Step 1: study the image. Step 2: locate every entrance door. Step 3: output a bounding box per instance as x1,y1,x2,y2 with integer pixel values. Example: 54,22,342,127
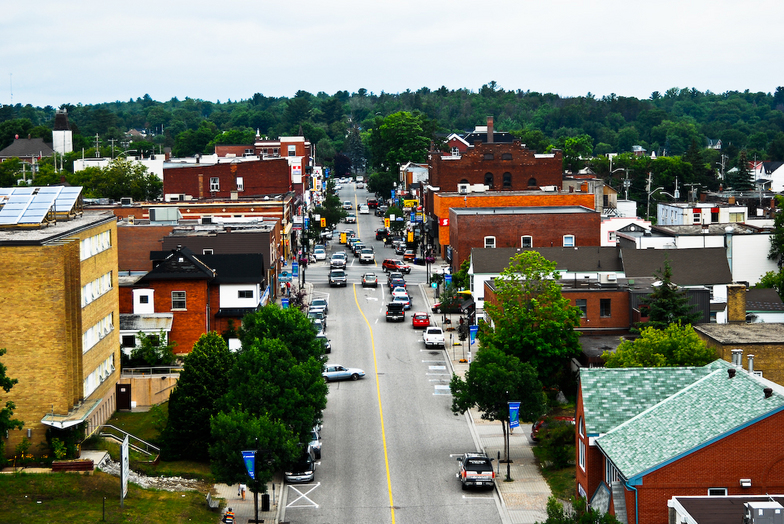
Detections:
116,383,132,410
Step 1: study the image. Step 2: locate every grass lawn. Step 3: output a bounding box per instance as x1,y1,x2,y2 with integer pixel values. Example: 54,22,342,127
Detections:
539,464,576,501
0,471,219,524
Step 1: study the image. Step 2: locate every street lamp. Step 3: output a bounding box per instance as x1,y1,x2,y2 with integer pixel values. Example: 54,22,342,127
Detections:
610,168,630,200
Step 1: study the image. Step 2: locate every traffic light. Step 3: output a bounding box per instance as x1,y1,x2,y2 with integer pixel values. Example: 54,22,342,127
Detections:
320,217,327,228
384,218,390,228
407,231,414,243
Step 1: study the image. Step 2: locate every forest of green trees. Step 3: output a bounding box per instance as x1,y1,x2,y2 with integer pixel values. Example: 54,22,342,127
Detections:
2,83,784,207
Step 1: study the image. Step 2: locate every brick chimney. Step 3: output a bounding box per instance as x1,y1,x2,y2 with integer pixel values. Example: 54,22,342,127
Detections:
726,283,747,324
487,116,494,144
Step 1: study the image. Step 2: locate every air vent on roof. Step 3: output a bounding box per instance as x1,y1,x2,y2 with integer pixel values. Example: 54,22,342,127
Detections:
458,184,469,194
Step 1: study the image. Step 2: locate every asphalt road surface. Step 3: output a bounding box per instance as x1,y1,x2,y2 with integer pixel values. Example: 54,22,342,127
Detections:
281,183,502,524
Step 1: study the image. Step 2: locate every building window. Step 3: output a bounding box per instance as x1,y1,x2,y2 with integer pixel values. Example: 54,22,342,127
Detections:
237,177,244,191
502,153,512,160
708,488,728,496
579,439,586,471
451,146,460,156
121,335,136,348
484,153,494,160
81,271,113,307
210,177,220,191
563,235,575,247
139,295,149,304
172,291,186,310
288,145,296,157
576,299,587,317
609,231,617,243
244,148,253,155
83,313,114,354
238,290,254,299
528,177,537,187
711,210,719,222
693,211,701,224
605,459,620,485
484,236,496,249
600,298,611,317
484,173,494,188
521,235,532,248
203,248,214,255
80,230,112,261
729,212,744,222
503,172,512,188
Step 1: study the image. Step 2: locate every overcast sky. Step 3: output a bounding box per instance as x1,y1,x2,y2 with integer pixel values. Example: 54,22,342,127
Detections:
3,0,782,108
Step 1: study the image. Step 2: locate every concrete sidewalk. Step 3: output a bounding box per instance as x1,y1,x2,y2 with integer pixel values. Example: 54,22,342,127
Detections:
212,478,282,524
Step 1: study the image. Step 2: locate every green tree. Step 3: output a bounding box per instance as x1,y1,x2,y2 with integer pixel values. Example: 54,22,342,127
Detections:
451,259,470,290
480,251,582,385
172,120,218,157
122,330,177,368
367,171,396,198
450,345,546,461
537,497,619,524
238,305,326,364
92,158,162,201
0,348,24,461
0,158,23,186
557,134,593,172
768,195,784,268
726,150,754,190
384,205,406,234
533,420,575,469
636,258,702,331
755,270,784,301
161,333,234,460
369,111,432,173
603,323,716,368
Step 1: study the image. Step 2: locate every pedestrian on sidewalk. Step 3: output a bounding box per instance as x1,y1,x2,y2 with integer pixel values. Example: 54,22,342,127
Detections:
239,483,246,501
222,507,235,523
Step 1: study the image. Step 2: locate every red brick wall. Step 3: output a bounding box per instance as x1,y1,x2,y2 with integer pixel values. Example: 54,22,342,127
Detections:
432,192,594,251
215,145,251,157
575,384,606,501
119,286,134,314
429,141,562,192
563,289,631,331
163,158,291,198
144,279,209,354
117,224,173,272
448,208,600,268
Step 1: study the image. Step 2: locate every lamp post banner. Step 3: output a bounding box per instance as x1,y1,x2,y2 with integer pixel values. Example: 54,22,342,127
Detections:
469,325,478,346
509,402,521,430
242,450,257,480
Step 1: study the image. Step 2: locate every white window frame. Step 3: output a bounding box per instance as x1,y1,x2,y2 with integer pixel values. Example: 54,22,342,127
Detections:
83,313,114,353
693,211,702,224
237,176,244,192
238,289,254,299
484,236,496,249
563,235,575,247
451,146,460,156
288,145,296,157
605,459,620,485
576,299,587,317
210,177,220,191
172,291,186,310
579,439,586,471
203,248,214,255
521,235,533,248
608,231,617,243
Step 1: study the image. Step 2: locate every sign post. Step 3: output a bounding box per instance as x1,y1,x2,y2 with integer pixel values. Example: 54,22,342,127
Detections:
120,435,129,508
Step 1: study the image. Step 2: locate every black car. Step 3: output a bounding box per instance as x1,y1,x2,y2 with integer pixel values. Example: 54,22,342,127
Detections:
386,302,406,322
376,228,389,241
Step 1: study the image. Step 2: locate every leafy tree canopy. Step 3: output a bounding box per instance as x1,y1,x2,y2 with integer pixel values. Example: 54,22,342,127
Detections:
480,251,582,385
238,304,326,364
636,258,702,331
0,348,24,461
602,323,716,368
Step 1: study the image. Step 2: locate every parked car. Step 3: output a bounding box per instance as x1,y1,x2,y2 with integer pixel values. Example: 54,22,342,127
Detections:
285,448,315,483
423,326,445,348
311,318,325,335
403,249,416,261
342,200,353,210
530,416,576,442
313,247,327,261
322,364,365,382
315,332,331,354
395,243,406,255
456,452,494,490
362,272,379,287
382,259,411,273
329,269,347,287
392,295,411,310
310,298,329,314
412,312,430,328
385,302,406,322
307,310,327,331
309,428,322,459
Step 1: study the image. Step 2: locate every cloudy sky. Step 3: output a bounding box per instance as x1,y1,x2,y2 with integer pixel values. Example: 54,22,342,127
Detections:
2,0,782,108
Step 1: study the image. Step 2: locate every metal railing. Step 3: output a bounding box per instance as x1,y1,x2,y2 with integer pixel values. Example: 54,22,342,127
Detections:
120,366,183,378
99,424,160,463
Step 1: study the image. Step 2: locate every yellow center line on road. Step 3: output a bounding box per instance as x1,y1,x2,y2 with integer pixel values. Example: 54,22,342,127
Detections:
353,283,395,524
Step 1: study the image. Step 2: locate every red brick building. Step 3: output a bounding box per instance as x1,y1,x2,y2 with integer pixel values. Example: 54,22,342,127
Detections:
428,140,562,193
447,206,600,268
577,360,784,523
163,157,291,200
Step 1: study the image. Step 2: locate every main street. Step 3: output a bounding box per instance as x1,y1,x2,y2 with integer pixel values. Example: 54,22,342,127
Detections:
281,183,502,524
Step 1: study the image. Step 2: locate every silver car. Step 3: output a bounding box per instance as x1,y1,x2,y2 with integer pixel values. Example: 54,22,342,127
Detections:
309,428,322,459
285,449,315,483
322,365,365,382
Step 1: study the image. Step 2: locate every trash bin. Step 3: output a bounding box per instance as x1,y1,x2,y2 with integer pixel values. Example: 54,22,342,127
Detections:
261,493,270,512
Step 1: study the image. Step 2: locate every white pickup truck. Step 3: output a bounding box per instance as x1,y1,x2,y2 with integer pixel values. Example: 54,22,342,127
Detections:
456,452,495,490
423,327,445,348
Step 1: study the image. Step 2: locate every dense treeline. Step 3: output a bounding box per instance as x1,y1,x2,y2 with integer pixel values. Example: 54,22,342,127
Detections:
2,84,784,197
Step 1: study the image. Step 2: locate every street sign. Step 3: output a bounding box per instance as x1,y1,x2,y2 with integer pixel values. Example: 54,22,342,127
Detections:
445,274,452,286
292,262,299,277
281,298,289,309
242,450,257,480
509,402,521,430
391,190,396,199
304,217,309,229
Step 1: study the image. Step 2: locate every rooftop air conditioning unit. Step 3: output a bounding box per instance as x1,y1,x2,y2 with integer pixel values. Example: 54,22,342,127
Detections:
458,184,469,194
120,197,133,206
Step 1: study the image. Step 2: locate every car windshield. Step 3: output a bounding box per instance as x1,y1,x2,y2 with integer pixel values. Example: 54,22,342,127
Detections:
415,314,427,319
465,458,491,471
331,271,345,277
364,273,376,279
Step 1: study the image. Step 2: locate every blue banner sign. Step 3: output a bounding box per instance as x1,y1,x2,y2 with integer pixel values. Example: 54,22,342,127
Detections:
509,402,521,429
444,274,452,286
470,325,478,346
281,298,289,309
292,262,299,277
391,190,396,199
242,450,256,480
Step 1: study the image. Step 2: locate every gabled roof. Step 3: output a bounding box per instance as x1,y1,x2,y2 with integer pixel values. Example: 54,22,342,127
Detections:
471,246,623,274
198,253,264,283
140,247,215,282
0,137,54,158
746,288,784,312
580,362,723,436
594,360,784,481
620,247,732,286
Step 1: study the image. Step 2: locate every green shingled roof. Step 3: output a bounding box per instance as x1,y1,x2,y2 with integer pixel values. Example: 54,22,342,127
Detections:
580,361,726,435
593,361,784,481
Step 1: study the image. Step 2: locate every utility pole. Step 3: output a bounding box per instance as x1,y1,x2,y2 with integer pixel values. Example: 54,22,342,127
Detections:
94,134,101,158
109,138,117,159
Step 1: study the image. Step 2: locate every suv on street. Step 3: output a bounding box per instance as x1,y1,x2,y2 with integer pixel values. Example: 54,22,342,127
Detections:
360,248,375,264
423,327,445,348
329,269,347,287
382,259,411,273
367,197,379,209
330,253,347,269
456,452,495,490
386,302,406,322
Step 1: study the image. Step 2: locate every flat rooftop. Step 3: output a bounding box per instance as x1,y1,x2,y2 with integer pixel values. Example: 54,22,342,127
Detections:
0,210,115,245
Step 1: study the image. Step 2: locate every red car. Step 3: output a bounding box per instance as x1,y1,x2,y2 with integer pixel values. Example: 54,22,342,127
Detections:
412,312,430,328
403,250,416,261
381,259,411,273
